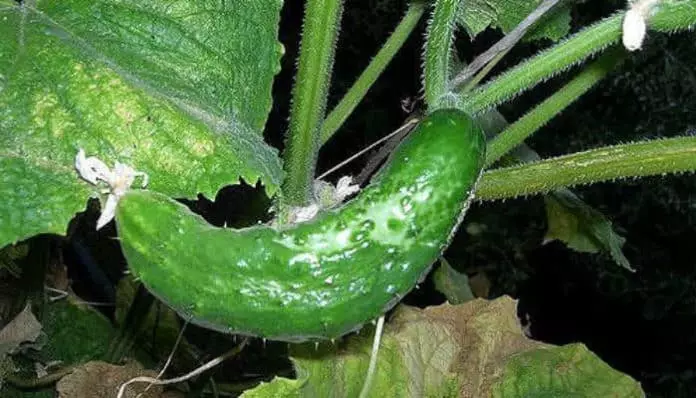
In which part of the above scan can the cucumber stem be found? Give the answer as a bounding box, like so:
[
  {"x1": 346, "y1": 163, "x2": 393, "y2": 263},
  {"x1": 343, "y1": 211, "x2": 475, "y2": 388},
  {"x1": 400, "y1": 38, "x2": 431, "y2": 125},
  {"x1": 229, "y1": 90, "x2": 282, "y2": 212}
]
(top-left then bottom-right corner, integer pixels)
[
  {"x1": 423, "y1": 0, "x2": 461, "y2": 110},
  {"x1": 282, "y1": 0, "x2": 344, "y2": 206}
]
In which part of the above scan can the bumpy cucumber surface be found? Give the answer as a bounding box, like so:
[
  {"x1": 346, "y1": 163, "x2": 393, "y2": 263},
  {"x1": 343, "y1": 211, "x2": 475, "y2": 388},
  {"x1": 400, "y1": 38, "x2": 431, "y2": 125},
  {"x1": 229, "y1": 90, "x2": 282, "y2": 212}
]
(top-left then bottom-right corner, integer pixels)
[{"x1": 116, "y1": 109, "x2": 485, "y2": 342}]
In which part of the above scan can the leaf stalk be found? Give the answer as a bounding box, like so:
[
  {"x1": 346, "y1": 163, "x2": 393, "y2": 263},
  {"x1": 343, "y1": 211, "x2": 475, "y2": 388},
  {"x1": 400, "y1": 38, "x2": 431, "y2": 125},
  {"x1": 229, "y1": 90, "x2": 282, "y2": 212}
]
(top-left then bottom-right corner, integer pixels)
[{"x1": 484, "y1": 48, "x2": 626, "y2": 167}]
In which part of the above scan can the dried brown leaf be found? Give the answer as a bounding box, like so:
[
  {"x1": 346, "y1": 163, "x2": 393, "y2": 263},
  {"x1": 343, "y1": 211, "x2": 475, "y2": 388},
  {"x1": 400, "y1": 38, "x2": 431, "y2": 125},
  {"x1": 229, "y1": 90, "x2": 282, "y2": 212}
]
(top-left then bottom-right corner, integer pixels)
[
  {"x1": 388, "y1": 297, "x2": 549, "y2": 397},
  {"x1": 0, "y1": 303, "x2": 42, "y2": 357},
  {"x1": 56, "y1": 360, "x2": 163, "y2": 398}
]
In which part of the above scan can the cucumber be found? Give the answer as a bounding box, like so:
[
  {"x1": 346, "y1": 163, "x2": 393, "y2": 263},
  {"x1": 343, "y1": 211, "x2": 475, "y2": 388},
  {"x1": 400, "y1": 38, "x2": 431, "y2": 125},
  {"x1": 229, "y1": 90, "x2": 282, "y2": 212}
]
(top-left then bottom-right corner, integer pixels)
[{"x1": 116, "y1": 109, "x2": 485, "y2": 342}]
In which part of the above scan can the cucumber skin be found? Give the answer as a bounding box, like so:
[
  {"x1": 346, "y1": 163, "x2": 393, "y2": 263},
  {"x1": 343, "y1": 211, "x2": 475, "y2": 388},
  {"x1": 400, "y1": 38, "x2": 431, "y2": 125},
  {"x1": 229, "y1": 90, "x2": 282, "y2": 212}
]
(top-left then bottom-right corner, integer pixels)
[{"x1": 116, "y1": 109, "x2": 485, "y2": 342}]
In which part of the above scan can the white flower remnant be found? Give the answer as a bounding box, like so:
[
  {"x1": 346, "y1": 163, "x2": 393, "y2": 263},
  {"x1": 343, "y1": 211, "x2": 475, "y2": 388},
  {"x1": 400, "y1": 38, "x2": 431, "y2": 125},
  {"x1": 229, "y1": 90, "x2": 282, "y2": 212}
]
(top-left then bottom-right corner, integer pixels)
[
  {"x1": 623, "y1": 0, "x2": 661, "y2": 51},
  {"x1": 333, "y1": 176, "x2": 360, "y2": 202},
  {"x1": 75, "y1": 149, "x2": 148, "y2": 230},
  {"x1": 291, "y1": 203, "x2": 321, "y2": 223},
  {"x1": 288, "y1": 176, "x2": 361, "y2": 224}
]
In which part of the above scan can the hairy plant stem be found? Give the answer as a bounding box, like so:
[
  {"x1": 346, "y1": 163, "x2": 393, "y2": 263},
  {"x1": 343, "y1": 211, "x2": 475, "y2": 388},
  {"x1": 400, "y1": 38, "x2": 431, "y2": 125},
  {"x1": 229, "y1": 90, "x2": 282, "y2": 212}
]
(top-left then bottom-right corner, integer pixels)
[
  {"x1": 321, "y1": 1, "x2": 426, "y2": 144},
  {"x1": 461, "y1": 0, "x2": 696, "y2": 114},
  {"x1": 462, "y1": 50, "x2": 508, "y2": 94},
  {"x1": 282, "y1": 0, "x2": 343, "y2": 206},
  {"x1": 485, "y1": 48, "x2": 625, "y2": 167},
  {"x1": 423, "y1": 0, "x2": 460, "y2": 110},
  {"x1": 476, "y1": 136, "x2": 696, "y2": 201}
]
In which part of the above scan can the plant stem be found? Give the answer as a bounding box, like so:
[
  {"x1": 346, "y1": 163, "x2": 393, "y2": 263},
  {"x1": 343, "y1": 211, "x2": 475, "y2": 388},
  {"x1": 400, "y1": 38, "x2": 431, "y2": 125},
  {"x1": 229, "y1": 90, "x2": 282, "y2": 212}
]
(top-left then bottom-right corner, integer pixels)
[
  {"x1": 423, "y1": 0, "x2": 460, "y2": 110},
  {"x1": 476, "y1": 136, "x2": 696, "y2": 201},
  {"x1": 282, "y1": 0, "x2": 344, "y2": 206},
  {"x1": 321, "y1": 1, "x2": 426, "y2": 144},
  {"x1": 462, "y1": 0, "x2": 696, "y2": 114},
  {"x1": 4, "y1": 366, "x2": 76, "y2": 389},
  {"x1": 484, "y1": 48, "x2": 625, "y2": 167},
  {"x1": 461, "y1": 50, "x2": 509, "y2": 94}
]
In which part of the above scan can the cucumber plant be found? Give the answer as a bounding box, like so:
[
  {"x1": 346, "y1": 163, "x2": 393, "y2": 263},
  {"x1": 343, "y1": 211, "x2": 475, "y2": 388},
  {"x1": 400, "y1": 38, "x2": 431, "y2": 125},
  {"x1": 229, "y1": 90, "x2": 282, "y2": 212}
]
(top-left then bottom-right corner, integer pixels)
[
  {"x1": 2, "y1": 0, "x2": 696, "y2": 395},
  {"x1": 109, "y1": 0, "x2": 696, "y2": 345}
]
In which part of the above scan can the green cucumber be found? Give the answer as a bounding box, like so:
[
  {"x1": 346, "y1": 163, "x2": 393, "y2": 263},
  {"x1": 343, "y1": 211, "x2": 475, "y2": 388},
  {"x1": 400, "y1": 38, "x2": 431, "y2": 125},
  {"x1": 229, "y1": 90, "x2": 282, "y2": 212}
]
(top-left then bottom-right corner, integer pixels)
[{"x1": 116, "y1": 109, "x2": 485, "y2": 342}]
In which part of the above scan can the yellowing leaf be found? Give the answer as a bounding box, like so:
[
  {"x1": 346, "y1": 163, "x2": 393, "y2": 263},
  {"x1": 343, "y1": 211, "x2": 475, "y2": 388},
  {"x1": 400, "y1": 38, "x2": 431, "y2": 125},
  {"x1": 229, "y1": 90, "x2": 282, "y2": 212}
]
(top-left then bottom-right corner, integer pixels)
[
  {"x1": 241, "y1": 297, "x2": 643, "y2": 397},
  {"x1": 432, "y1": 258, "x2": 475, "y2": 304}
]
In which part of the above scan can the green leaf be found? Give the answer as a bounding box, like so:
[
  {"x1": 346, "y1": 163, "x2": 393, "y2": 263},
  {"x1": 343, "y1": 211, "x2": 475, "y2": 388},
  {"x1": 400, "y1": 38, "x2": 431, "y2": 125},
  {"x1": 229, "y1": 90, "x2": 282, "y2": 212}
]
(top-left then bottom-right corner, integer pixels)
[
  {"x1": 242, "y1": 377, "x2": 303, "y2": 398},
  {"x1": 0, "y1": 0, "x2": 284, "y2": 248},
  {"x1": 41, "y1": 297, "x2": 117, "y2": 364},
  {"x1": 457, "y1": 0, "x2": 571, "y2": 41},
  {"x1": 456, "y1": 0, "x2": 498, "y2": 38},
  {"x1": 432, "y1": 257, "x2": 475, "y2": 304},
  {"x1": 493, "y1": 344, "x2": 644, "y2": 397},
  {"x1": 0, "y1": 383, "x2": 53, "y2": 398},
  {"x1": 241, "y1": 297, "x2": 642, "y2": 397},
  {"x1": 0, "y1": 244, "x2": 28, "y2": 278},
  {"x1": 544, "y1": 189, "x2": 633, "y2": 271}
]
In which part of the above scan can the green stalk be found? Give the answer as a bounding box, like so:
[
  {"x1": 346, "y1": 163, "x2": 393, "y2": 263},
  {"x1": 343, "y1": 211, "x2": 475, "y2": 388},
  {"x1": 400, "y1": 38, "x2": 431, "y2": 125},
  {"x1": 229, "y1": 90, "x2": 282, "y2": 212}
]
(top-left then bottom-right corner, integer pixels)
[
  {"x1": 461, "y1": 49, "x2": 509, "y2": 94},
  {"x1": 321, "y1": 1, "x2": 426, "y2": 144},
  {"x1": 462, "y1": 0, "x2": 696, "y2": 114},
  {"x1": 484, "y1": 48, "x2": 625, "y2": 167},
  {"x1": 476, "y1": 136, "x2": 696, "y2": 201},
  {"x1": 423, "y1": 0, "x2": 460, "y2": 110},
  {"x1": 282, "y1": 0, "x2": 344, "y2": 206}
]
